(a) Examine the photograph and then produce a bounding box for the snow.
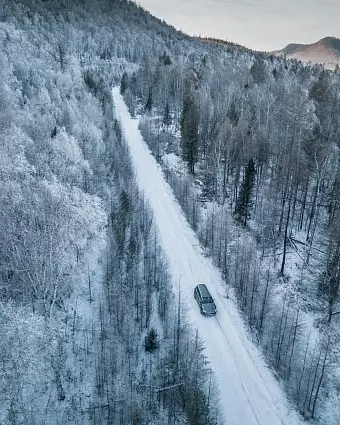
[112,86,303,425]
[162,152,187,175]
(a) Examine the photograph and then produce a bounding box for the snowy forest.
[0,0,340,424]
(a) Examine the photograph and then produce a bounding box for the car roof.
[197,284,211,298]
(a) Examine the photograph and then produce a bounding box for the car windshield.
[202,296,213,303]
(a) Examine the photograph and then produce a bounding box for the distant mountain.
[272,36,340,68]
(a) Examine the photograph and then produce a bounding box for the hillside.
[1,1,340,424]
[273,36,340,68]
[0,1,222,424]
[122,19,340,425]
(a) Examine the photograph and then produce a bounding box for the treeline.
[123,39,340,422]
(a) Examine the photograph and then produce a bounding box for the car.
[194,284,217,316]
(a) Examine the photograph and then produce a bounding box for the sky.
[137,0,339,51]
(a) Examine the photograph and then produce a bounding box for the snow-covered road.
[112,87,301,425]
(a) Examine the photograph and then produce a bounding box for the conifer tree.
[163,102,171,127]
[120,71,129,95]
[145,88,153,112]
[144,328,159,352]
[250,57,267,85]
[235,158,256,226]
[180,95,198,174]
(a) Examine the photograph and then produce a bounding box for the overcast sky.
[137,0,339,51]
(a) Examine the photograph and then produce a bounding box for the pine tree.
[180,95,198,174]
[309,71,330,104]
[145,88,153,112]
[51,126,57,138]
[227,102,239,127]
[250,57,267,85]
[235,158,256,226]
[144,328,159,352]
[120,71,129,95]
[163,102,171,127]
[159,51,172,66]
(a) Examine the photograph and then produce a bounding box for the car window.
[202,296,213,303]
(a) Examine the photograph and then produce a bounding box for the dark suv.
[194,284,217,316]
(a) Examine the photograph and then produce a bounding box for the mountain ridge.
[272,36,340,68]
